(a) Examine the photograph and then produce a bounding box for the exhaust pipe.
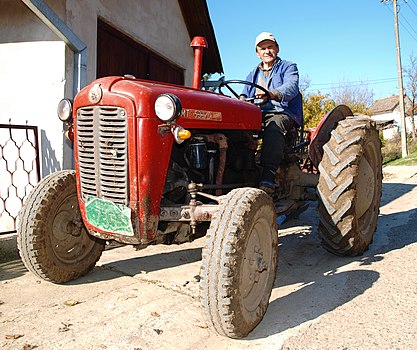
[190,36,208,89]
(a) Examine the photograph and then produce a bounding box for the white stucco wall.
[0,41,66,176]
[382,126,399,140]
[405,115,417,134]
[0,40,66,230]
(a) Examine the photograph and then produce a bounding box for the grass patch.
[386,149,417,166]
[382,133,417,166]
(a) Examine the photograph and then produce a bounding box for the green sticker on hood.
[85,196,134,236]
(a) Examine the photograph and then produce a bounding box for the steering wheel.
[218,80,270,103]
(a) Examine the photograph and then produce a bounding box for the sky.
[206,0,417,101]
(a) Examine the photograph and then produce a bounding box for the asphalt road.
[1,166,416,350]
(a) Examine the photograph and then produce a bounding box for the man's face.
[256,40,279,65]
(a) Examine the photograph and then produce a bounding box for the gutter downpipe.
[21,0,87,97]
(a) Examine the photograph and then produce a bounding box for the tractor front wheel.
[17,170,105,283]
[317,116,382,256]
[200,188,278,338]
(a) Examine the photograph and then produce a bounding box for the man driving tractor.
[17,32,382,340]
[241,32,303,193]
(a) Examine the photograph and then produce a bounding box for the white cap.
[255,32,278,48]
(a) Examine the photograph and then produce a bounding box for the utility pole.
[382,0,408,157]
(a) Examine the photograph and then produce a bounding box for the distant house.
[369,95,414,139]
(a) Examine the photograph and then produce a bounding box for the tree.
[299,74,311,95]
[404,53,417,141]
[303,91,336,128]
[330,78,374,115]
[300,75,336,128]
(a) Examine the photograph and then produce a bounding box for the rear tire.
[317,116,382,256]
[200,188,278,338]
[17,170,105,283]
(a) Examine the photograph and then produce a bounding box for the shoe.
[259,180,275,194]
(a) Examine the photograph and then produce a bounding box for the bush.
[382,138,401,164]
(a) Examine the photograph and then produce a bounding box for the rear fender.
[308,105,353,168]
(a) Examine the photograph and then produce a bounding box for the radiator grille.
[77,106,129,205]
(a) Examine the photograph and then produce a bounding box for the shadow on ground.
[379,182,417,207]
[72,246,203,285]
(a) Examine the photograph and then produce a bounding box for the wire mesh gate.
[0,124,40,234]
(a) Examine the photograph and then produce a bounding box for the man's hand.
[254,90,270,102]
[255,89,283,102]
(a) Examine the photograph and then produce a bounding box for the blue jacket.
[242,58,303,126]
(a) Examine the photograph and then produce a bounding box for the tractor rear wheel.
[317,116,382,256]
[17,170,105,283]
[200,188,278,338]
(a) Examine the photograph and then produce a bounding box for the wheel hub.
[248,246,268,283]
[241,219,273,312]
[51,194,96,264]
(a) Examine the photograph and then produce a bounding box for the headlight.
[154,94,182,123]
[57,98,73,122]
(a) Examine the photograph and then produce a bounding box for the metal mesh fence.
[0,124,40,234]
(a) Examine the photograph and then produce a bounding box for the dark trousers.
[260,113,294,173]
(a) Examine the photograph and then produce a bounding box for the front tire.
[317,116,382,256]
[200,188,278,338]
[17,170,105,283]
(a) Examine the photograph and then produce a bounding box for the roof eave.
[178,0,223,76]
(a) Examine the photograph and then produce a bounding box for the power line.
[383,1,417,43]
[399,10,417,38]
[405,1,417,18]
[309,77,397,87]
[305,80,399,93]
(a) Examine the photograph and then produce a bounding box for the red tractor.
[17,37,382,338]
